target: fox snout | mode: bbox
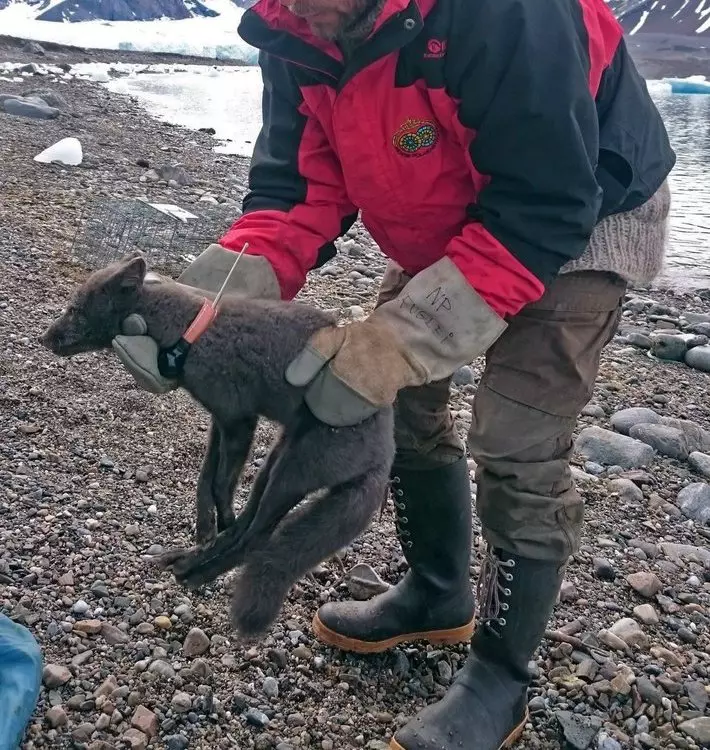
[39,316,91,356]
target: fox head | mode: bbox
[40,251,147,356]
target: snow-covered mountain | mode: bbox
[0,0,707,34]
[0,0,252,21]
[607,0,710,35]
[0,0,257,60]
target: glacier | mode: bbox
[0,0,258,63]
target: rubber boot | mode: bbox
[312,456,476,653]
[390,546,566,750]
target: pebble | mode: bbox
[559,580,578,602]
[165,735,189,750]
[122,728,148,750]
[650,645,683,666]
[74,619,102,634]
[585,461,605,475]
[598,629,630,653]
[556,710,602,750]
[45,705,68,728]
[676,483,710,523]
[154,615,172,630]
[170,691,192,713]
[685,681,708,711]
[609,478,644,503]
[42,664,71,688]
[609,618,649,649]
[582,404,606,418]
[148,659,175,679]
[633,604,659,625]
[636,676,663,706]
[452,365,475,386]
[183,627,210,656]
[245,707,270,728]
[593,557,616,581]
[131,705,158,737]
[688,450,710,478]
[596,733,621,750]
[262,676,279,699]
[575,426,655,468]
[72,722,95,742]
[346,563,390,600]
[72,599,90,615]
[101,622,129,645]
[626,571,662,598]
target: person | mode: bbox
[112,0,675,747]
[0,614,42,750]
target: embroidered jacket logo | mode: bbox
[424,38,447,59]
[392,118,439,157]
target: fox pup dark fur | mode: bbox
[41,251,395,638]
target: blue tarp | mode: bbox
[0,615,42,750]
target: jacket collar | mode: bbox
[239,0,435,66]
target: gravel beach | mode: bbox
[2,45,710,750]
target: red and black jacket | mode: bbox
[219,0,676,317]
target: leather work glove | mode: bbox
[285,256,508,427]
[111,244,281,394]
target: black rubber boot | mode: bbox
[312,456,476,653]
[390,547,566,750]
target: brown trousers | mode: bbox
[377,263,627,562]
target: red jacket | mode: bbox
[220,0,675,317]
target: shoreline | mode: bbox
[2,60,710,750]
[3,27,710,78]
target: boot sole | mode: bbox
[388,709,529,750]
[311,613,475,654]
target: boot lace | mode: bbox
[476,545,515,637]
[390,475,413,548]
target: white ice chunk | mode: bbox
[34,137,83,166]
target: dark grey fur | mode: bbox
[40,252,395,638]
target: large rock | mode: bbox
[689,451,710,479]
[659,416,710,453]
[676,483,710,523]
[22,87,70,111]
[686,345,710,372]
[575,427,655,469]
[682,312,710,326]
[2,95,59,119]
[650,333,687,361]
[660,542,710,565]
[679,717,710,746]
[610,407,661,436]
[628,424,689,460]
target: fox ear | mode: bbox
[111,254,147,289]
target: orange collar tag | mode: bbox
[183,299,218,344]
